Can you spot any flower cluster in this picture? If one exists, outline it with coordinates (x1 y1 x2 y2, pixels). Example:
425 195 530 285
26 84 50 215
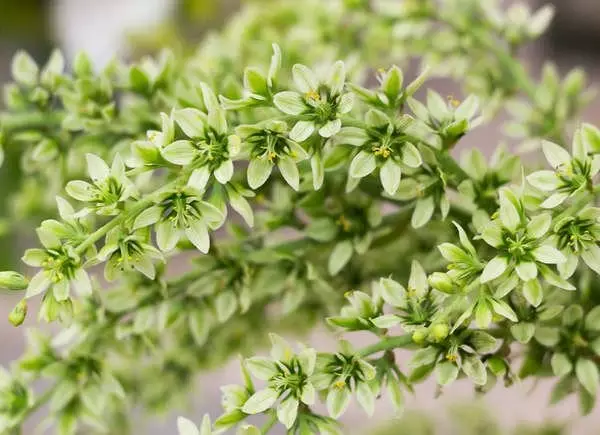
0 1 599 434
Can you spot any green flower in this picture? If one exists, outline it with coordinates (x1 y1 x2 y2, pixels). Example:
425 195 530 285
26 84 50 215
373 261 440 333
237 120 309 191
242 334 317 429
132 188 224 253
0 367 32 433
553 207 600 278
527 131 600 208
458 146 520 212
97 228 163 281
163 102 241 191
22 226 92 301
394 170 451 228
409 329 497 387
478 189 573 291
408 91 482 147
37 196 93 250
273 61 353 140
338 110 422 195
66 153 136 216
311 341 376 418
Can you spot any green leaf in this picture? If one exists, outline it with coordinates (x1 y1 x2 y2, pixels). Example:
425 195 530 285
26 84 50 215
328 240 354 276
576 358 599 396
244 67 268 96
241 388 279 414
382 66 403 100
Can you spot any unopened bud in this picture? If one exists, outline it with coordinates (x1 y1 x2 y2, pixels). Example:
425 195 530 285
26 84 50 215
0 271 29 291
428 272 455 294
429 323 450 342
412 328 428 344
9 299 27 326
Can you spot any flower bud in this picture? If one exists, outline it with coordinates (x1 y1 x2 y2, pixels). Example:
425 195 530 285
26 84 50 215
8 299 27 327
0 271 28 291
429 323 449 342
428 272 455 294
412 327 428 344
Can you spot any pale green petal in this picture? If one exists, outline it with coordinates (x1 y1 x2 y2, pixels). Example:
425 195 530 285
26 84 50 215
156 221 180 252
185 220 210 253
278 157 300 191
86 153 110 182
214 159 234 184
247 159 273 189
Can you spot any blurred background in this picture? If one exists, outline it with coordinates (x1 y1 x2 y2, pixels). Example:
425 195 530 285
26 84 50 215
0 0 599 433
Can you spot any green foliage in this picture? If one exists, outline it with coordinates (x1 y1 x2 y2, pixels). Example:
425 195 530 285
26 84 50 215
0 0 599 434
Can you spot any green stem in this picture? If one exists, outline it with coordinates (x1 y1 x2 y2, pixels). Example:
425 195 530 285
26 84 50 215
74 178 181 255
358 335 413 357
0 111 63 134
261 410 278 434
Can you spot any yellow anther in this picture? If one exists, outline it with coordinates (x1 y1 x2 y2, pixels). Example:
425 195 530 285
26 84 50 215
333 380 346 389
305 90 320 101
268 152 277 162
337 215 352 232
371 146 391 158
446 353 457 362
447 95 461 108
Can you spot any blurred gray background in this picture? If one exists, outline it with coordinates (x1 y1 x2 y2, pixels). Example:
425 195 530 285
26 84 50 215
0 0 599 433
